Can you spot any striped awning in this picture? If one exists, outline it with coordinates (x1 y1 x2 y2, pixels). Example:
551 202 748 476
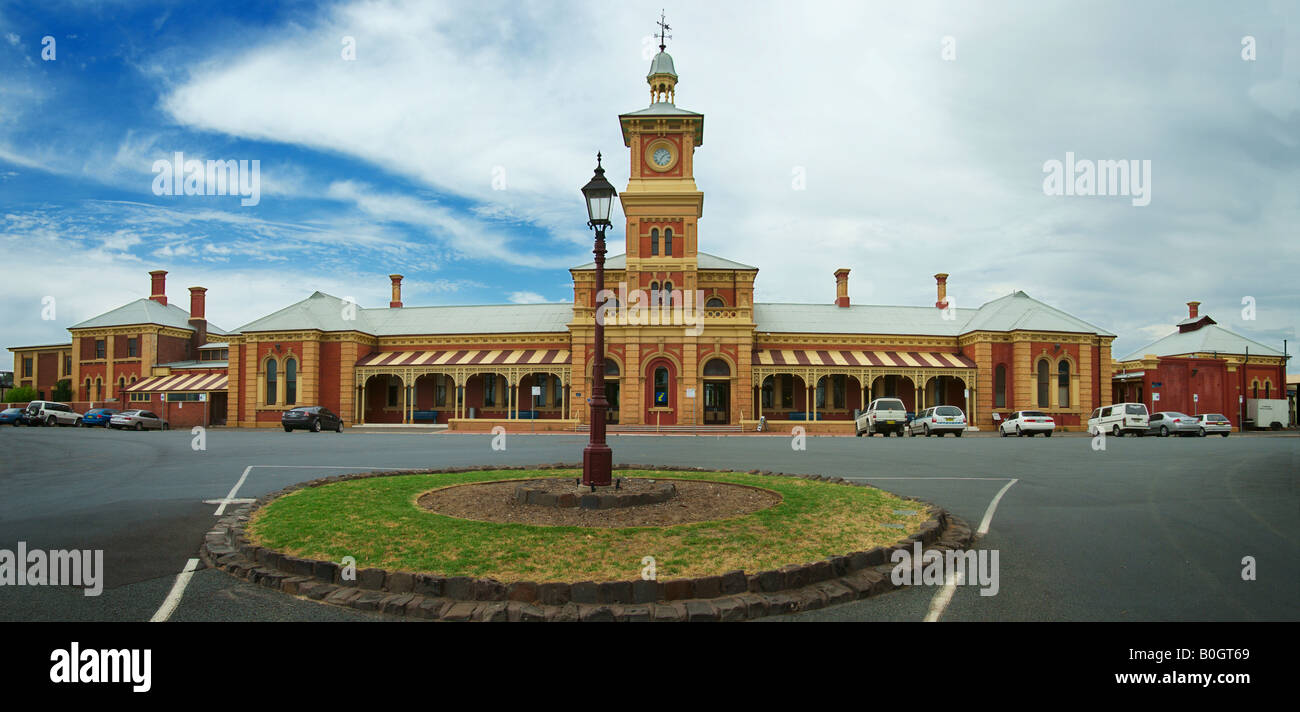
356 348 571 369
755 349 976 369
126 372 228 392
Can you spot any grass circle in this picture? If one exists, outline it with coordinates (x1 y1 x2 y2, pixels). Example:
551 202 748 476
247 469 928 583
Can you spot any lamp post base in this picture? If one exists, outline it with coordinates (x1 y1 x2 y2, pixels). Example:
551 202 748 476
582 444 613 487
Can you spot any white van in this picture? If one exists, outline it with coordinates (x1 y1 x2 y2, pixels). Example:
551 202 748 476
1087 402 1148 437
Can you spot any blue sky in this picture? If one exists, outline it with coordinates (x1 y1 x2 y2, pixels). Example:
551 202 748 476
1 0 1297 361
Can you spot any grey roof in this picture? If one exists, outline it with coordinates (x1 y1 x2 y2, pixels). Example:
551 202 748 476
233 291 572 336
1120 323 1285 361
621 102 701 117
572 252 757 271
647 51 677 78
157 360 227 369
957 291 1115 337
70 298 229 335
198 342 228 349
755 291 1114 337
755 303 978 336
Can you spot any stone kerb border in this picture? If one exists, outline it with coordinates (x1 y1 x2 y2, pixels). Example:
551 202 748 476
201 465 976 622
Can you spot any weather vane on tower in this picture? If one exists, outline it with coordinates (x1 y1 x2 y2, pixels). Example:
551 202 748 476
657 10 671 52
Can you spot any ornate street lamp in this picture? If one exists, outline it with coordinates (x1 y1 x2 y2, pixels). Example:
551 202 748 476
580 153 616 487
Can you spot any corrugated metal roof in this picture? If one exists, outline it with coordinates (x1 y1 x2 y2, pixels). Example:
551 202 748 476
1120 323 1284 361
754 303 975 336
233 292 572 336
69 298 229 334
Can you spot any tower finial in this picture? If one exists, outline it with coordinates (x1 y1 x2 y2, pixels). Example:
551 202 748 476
656 10 671 52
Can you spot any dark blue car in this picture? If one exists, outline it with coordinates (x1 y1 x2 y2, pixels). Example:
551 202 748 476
82 408 120 427
0 408 27 426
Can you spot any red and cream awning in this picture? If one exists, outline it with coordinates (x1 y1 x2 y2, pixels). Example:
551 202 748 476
356 348 571 369
754 349 976 369
126 372 228 392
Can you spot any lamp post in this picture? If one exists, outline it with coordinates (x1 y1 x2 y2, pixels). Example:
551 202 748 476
580 153 617 487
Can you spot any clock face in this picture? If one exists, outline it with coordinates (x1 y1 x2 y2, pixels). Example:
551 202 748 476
653 147 672 167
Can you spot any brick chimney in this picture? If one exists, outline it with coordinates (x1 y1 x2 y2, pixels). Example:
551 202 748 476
834 268 850 308
389 274 404 308
149 270 168 305
1186 301 1200 319
188 287 208 357
934 273 949 309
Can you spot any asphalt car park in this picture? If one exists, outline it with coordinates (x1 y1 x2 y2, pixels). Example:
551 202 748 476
0 427 1295 622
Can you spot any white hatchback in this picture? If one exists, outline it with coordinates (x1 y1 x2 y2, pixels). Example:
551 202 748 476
999 410 1055 437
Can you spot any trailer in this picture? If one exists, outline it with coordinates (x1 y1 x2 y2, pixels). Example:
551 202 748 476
1245 399 1289 430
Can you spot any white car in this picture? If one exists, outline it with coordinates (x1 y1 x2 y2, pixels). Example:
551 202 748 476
1195 413 1231 437
908 406 966 437
1087 403 1148 437
999 410 1055 437
855 398 908 437
24 400 84 427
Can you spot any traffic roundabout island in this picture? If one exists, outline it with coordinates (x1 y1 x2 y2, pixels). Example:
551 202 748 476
200 465 975 621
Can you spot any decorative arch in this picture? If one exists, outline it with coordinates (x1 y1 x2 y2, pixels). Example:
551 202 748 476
705 295 726 308
1055 354 1077 409
1035 358 1051 409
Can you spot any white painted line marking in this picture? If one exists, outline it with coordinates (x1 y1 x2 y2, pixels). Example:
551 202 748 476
843 476 1014 481
214 466 254 516
203 498 255 505
150 558 199 623
977 478 1019 536
924 568 965 622
214 465 424 515
925 477 1018 622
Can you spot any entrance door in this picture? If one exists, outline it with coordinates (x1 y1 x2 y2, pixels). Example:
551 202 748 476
605 380 620 424
703 381 729 424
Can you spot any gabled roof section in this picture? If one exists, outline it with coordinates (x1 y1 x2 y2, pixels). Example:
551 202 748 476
233 291 572 336
233 291 358 334
958 291 1115 337
571 252 757 271
70 298 228 334
1120 323 1285 361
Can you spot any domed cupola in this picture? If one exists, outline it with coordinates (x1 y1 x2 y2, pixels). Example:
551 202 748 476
647 13 678 104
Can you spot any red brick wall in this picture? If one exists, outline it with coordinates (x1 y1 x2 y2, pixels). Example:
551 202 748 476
157 334 191 364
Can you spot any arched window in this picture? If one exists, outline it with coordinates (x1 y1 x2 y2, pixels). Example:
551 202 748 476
1036 360 1050 408
664 281 674 307
1264 381 1270 399
650 281 660 307
650 228 659 256
84 378 92 400
603 358 620 377
1058 360 1070 407
994 364 1007 408
285 358 298 405
94 378 102 401
265 358 278 405
654 367 669 406
117 377 126 400
706 296 725 308
1252 380 1258 399
664 228 673 255
703 358 730 377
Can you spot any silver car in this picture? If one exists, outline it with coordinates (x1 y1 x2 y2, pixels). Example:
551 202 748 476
1195 413 1232 437
1145 411 1199 437
110 409 169 431
907 405 966 437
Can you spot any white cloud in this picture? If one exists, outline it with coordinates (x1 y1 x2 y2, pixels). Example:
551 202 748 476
508 291 551 304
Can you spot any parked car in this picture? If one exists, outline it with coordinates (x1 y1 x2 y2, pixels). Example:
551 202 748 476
1195 413 1232 437
907 405 966 437
1087 402 1148 436
110 410 168 431
855 398 908 437
282 406 343 433
999 410 1055 437
1145 411 1200 437
81 408 120 428
24 400 84 427
0 407 28 426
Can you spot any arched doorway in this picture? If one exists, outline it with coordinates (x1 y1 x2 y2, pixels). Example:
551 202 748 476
644 357 676 425
702 358 731 424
